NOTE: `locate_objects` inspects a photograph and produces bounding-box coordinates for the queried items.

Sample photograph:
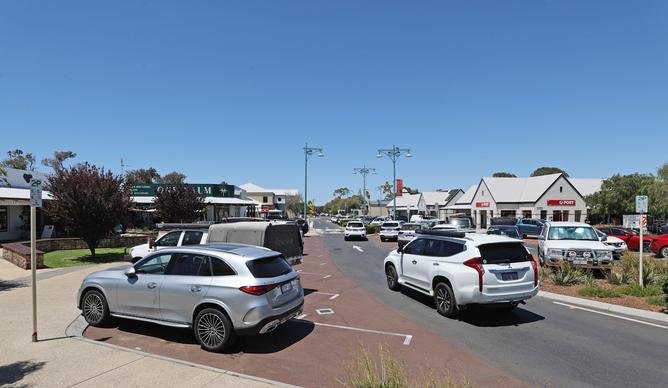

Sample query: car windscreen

[245,255,292,278]
[348,222,363,228]
[382,222,399,228]
[488,228,520,238]
[548,226,598,241]
[478,243,531,264]
[449,218,470,228]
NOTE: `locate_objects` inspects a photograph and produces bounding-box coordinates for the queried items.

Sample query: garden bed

[44,248,128,268]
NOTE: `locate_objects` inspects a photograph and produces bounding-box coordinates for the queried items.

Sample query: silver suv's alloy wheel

[81,290,110,326]
[197,313,226,348]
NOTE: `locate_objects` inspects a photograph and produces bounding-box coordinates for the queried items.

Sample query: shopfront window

[500,210,516,218]
[0,206,7,232]
[575,210,582,222]
[522,210,532,219]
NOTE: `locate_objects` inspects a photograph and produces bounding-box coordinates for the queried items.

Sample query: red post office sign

[475,201,490,208]
[547,199,576,206]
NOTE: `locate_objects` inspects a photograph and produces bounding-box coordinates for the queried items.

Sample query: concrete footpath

[0,261,285,388]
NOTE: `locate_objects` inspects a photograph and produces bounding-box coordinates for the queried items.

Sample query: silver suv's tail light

[239,284,278,295]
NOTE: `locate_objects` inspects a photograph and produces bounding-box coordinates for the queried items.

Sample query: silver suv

[77,244,304,352]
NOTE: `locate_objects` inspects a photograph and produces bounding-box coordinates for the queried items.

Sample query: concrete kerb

[65,315,299,388]
[538,291,668,324]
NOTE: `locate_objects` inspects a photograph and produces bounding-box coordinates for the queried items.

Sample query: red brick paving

[84,235,526,387]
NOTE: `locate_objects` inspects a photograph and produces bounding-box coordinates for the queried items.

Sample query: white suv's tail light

[529,256,538,287]
[463,257,484,292]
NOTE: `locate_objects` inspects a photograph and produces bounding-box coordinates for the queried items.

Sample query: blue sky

[1,1,667,204]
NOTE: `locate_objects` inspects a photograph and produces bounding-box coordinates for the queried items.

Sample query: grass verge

[44,248,127,268]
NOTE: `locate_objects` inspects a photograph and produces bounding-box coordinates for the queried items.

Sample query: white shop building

[0,168,50,242]
[450,173,602,229]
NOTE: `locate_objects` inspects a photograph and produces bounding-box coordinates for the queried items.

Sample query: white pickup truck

[128,229,207,262]
[538,222,614,268]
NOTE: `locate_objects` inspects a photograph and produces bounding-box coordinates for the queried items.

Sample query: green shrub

[620,252,661,285]
[606,269,632,286]
[662,275,668,311]
[365,225,380,234]
[618,284,662,297]
[340,220,349,228]
[548,262,585,286]
[578,285,621,298]
[646,295,664,306]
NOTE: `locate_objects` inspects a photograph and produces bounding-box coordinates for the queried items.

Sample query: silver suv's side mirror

[124,267,137,277]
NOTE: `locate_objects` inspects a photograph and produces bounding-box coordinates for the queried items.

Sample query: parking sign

[29,179,43,207]
[635,195,648,213]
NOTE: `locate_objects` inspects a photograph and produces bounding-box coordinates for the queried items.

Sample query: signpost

[29,178,42,342]
[636,195,648,287]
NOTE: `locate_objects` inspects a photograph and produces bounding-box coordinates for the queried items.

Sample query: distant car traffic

[380,221,402,242]
[447,217,474,232]
[397,223,422,248]
[596,226,652,251]
[538,222,614,268]
[344,221,367,241]
[383,230,539,317]
[594,229,627,258]
[490,217,543,238]
[370,217,388,226]
[487,225,522,240]
[78,245,304,352]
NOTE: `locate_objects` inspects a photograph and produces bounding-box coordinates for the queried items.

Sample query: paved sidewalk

[0,261,284,388]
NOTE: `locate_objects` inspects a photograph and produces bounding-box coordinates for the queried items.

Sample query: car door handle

[147,282,157,289]
[411,260,417,265]
[190,286,202,293]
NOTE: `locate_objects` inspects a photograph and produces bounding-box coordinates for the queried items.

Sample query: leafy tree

[333,187,350,198]
[1,149,36,170]
[125,168,161,185]
[530,167,569,177]
[154,183,205,223]
[492,172,517,177]
[44,163,132,257]
[585,173,656,223]
[159,171,186,184]
[0,166,8,185]
[41,151,77,172]
[286,194,304,217]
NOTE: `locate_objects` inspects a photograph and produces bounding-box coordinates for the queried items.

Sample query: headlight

[547,249,564,258]
[595,250,613,260]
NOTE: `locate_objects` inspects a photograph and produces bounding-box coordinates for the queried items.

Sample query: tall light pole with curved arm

[353,166,376,215]
[303,143,324,222]
[377,145,412,220]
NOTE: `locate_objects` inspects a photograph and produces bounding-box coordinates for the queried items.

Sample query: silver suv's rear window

[246,255,292,278]
[478,243,531,264]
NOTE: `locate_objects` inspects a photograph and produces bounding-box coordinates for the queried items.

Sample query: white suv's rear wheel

[434,282,457,318]
[385,264,401,291]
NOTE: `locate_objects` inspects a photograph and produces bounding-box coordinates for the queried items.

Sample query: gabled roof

[481,173,562,203]
[569,179,603,197]
[422,191,453,206]
[455,185,478,205]
[385,193,423,208]
[239,183,299,196]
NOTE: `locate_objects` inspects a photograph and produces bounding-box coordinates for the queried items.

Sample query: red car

[650,234,668,258]
[596,226,652,251]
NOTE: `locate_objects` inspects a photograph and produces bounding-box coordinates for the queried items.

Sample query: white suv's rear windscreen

[348,222,363,228]
[478,243,531,264]
[382,222,399,228]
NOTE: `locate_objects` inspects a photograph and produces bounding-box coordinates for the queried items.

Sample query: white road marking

[297,271,331,279]
[310,322,413,346]
[320,262,326,266]
[316,308,335,315]
[352,245,364,253]
[553,302,668,330]
[296,314,308,320]
[313,291,340,300]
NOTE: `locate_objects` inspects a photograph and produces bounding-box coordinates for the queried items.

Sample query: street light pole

[303,143,324,223]
[353,166,376,216]
[377,145,412,220]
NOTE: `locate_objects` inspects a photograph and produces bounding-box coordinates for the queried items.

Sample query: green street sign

[131,184,236,197]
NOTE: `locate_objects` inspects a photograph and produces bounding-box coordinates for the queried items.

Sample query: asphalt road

[314,218,668,388]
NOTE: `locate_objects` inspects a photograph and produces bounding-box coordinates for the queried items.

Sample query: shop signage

[475,201,490,208]
[131,183,236,198]
[547,199,576,206]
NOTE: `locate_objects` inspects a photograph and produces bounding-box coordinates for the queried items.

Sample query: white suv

[380,221,402,242]
[383,230,538,317]
[344,221,367,241]
[538,222,614,268]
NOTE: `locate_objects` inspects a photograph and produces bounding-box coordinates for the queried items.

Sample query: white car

[344,221,367,241]
[380,221,402,242]
[383,230,538,317]
[397,223,422,248]
[370,217,387,226]
[538,222,614,268]
[128,229,207,262]
[595,228,627,259]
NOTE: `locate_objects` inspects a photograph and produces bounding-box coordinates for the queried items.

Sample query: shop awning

[0,187,53,204]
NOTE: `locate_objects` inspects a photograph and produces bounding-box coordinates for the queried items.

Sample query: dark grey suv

[77,244,304,352]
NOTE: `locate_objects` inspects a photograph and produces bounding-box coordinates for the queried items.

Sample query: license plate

[573,259,588,265]
[501,272,518,281]
[281,283,293,293]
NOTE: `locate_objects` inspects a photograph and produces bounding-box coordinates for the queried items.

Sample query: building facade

[0,168,49,241]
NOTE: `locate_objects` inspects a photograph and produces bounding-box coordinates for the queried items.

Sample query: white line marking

[313,292,340,300]
[320,262,326,266]
[296,314,308,320]
[315,308,335,315]
[297,271,331,279]
[553,302,668,330]
[353,245,364,252]
[312,322,413,346]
